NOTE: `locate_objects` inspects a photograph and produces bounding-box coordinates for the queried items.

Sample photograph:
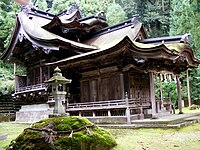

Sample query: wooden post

[33,68,36,85]
[48,66,50,79]
[186,69,192,107]
[160,74,164,110]
[14,63,16,75]
[108,110,111,117]
[40,66,42,83]
[176,75,183,114]
[14,63,16,93]
[79,111,82,117]
[120,73,125,99]
[125,92,131,124]
[149,72,157,119]
[93,111,95,117]
[139,107,144,119]
[98,77,102,101]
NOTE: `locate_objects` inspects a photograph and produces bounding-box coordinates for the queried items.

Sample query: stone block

[15,104,53,123]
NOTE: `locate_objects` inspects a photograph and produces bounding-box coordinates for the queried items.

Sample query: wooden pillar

[48,66,50,79]
[126,108,131,124]
[33,68,36,85]
[93,111,95,117]
[160,74,164,110]
[120,73,125,99]
[108,110,111,117]
[125,92,131,124]
[79,111,82,117]
[123,72,129,96]
[13,63,16,75]
[186,69,192,107]
[14,63,17,93]
[40,66,42,83]
[149,72,157,118]
[98,77,102,101]
[176,75,183,114]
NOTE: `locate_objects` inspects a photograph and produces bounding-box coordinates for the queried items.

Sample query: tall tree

[170,0,200,57]
[143,0,171,37]
[170,0,200,104]
[0,0,19,53]
[116,0,171,37]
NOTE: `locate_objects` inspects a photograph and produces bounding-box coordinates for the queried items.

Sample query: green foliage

[0,60,26,94]
[189,67,200,102]
[170,0,200,58]
[35,0,48,11]
[155,76,178,103]
[116,0,137,18]
[0,61,14,94]
[11,116,117,150]
[116,0,171,37]
[143,0,171,37]
[106,2,127,26]
[170,0,200,102]
[0,1,19,51]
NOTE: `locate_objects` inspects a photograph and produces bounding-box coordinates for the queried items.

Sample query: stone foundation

[15,104,53,123]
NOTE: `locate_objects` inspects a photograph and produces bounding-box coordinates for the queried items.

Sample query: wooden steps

[0,95,15,114]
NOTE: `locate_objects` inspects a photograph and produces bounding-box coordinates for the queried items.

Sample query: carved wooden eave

[1,9,98,64]
[44,35,199,74]
[57,5,82,22]
[42,12,108,42]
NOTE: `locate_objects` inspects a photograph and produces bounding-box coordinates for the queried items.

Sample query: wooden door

[129,73,150,101]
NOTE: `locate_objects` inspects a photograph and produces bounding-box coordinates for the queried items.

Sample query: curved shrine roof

[1,4,199,72]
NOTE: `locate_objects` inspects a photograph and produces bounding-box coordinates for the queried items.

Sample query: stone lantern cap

[44,67,72,84]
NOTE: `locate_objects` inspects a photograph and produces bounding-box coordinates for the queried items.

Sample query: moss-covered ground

[109,122,200,150]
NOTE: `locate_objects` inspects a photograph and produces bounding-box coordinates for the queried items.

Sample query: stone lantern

[45,67,71,115]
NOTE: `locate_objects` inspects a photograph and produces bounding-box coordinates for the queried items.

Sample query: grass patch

[0,122,30,148]
[109,122,200,150]
[177,107,200,114]
[1,117,200,149]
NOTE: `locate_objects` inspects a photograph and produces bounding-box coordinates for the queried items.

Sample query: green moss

[9,116,117,150]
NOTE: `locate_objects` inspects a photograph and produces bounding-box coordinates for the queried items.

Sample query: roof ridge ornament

[66,3,80,15]
[95,11,107,21]
[131,14,139,28]
[180,33,191,44]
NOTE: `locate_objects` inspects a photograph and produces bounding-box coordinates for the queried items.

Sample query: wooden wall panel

[81,80,90,102]
[128,72,150,101]
[27,69,33,85]
[80,69,124,102]
[89,79,98,102]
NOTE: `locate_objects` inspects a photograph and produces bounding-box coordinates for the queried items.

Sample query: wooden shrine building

[1,4,200,123]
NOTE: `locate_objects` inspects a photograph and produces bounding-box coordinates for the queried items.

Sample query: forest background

[0,0,199,105]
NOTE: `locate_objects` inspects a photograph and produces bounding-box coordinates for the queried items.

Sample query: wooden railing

[15,83,47,94]
[67,98,151,110]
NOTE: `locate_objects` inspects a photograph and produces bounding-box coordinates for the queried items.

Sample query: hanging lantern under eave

[15,0,32,6]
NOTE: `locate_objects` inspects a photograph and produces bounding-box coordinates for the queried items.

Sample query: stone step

[0,134,7,141]
[99,114,200,129]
